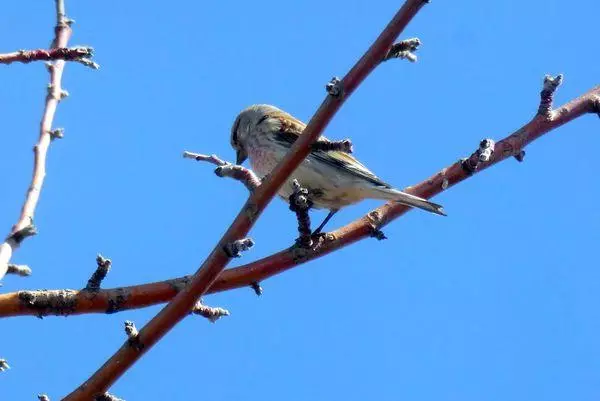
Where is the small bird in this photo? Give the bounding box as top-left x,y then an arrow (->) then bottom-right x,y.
230,104 -> 445,233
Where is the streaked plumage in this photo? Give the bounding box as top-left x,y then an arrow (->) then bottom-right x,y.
230,104 -> 445,227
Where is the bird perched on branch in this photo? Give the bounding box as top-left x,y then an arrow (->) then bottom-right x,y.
230,104 -> 446,233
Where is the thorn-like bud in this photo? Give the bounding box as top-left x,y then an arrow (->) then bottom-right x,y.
49,128 -> 64,140
191,301 -> 230,323
7,224 -> 38,245
478,139 -> 495,162
384,38 -> 422,62
38,395 -> 50,401
86,254 -> 112,290
45,62 -> 54,72
325,77 -> 343,97
223,238 -> 255,257
60,89 -> 69,99
250,281 -> 263,296
514,150 -> 526,162
124,320 -> 138,340
0,359 -> 9,371
7,264 -> 32,277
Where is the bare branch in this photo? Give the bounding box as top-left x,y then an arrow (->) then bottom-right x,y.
183,151 -> 262,191
62,2 -> 431,398
1,79 -> 597,321
0,47 -> 98,69
0,0 -> 73,280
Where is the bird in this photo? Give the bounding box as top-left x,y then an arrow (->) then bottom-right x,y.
230,104 -> 446,234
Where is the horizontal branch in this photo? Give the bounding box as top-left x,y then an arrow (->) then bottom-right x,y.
1,80 -> 598,319
0,46 -> 99,68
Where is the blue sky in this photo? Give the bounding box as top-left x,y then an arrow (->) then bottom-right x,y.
1,1 -> 599,400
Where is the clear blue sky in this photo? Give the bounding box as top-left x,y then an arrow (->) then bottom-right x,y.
2,1 -> 599,400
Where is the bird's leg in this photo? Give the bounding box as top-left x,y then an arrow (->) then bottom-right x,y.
312,209 -> 338,236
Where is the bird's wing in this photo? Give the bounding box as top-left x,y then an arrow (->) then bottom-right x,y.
266,110 -> 391,188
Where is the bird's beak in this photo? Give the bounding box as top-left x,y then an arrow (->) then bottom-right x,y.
236,149 -> 248,165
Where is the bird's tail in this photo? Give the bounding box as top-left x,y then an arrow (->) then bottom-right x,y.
370,187 -> 446,216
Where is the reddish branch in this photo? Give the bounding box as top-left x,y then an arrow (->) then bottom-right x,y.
60,1 -> 430,399
1,79 -> 598,320
0,47 -> 98,69
0,0 -> 74,281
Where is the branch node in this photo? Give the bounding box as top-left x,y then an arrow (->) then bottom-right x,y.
441,178 -> 449,190
325,76 -> 344,97
86,254 -> 112,290
367,210 -> 387,240
223,238 -> 255,258
250,281 -> 263,296
7,224 -> 37,245
514,150 -> 526,162
49,128 -> 65,140
124,320 -> 143,350
460,138 -> 496,174
191,301 -> 230,323
538,74 -> 563,117
312,138 -> 354,153
0,359 -> 9,371
384,37 -> 421,62
7,264 -> 32,277
289,180 -> 313,248
478,139 -> 496,162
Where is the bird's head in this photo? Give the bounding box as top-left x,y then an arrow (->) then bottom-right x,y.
230,104 -> 283,164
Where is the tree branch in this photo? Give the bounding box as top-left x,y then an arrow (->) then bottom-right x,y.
1,78 -> 597,321
61,1 -> 430,399
182,151 -> 262,191
0,0 -> 73,281
0,47 -> 98,69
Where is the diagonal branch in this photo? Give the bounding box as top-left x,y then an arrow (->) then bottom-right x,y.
1,78 -> 598,320
61,1 -> 431,399
0,0 -> 74,281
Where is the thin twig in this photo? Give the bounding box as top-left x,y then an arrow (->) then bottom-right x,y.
1,81 -> 597,320
0,47 -> 98,69
62,2 -> 430,399
183,151 -> 262,191
0,0 -> 73,280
